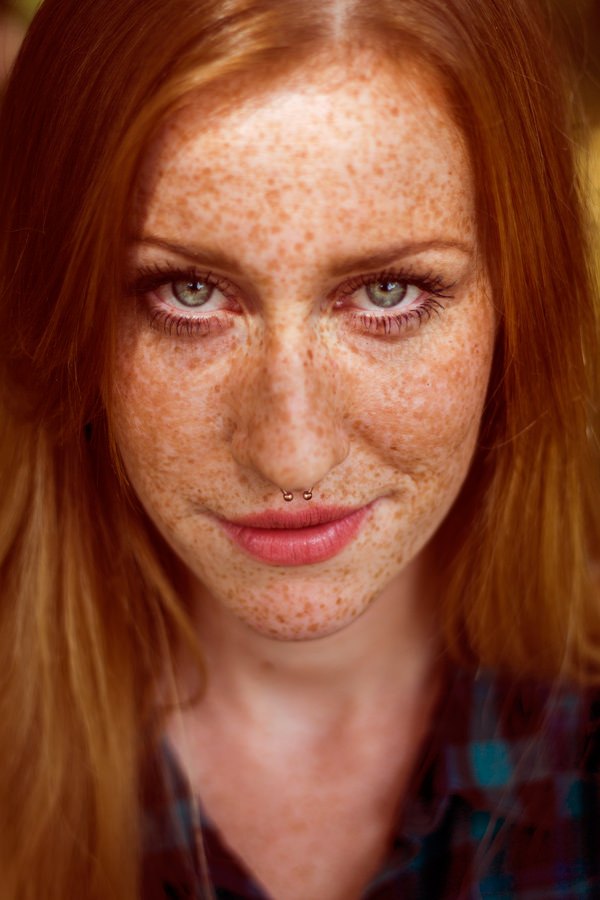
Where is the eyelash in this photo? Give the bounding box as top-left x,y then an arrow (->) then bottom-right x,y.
131,265 -> 235,337
129,264 -> 455,338
335,269 -> 453,336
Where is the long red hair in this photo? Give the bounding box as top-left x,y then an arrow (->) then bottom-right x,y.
0,0 -> 598,896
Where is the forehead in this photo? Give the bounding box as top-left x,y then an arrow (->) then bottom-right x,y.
136,52 -> 475,270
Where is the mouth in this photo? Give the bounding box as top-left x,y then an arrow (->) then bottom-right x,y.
217,503 -> 374,566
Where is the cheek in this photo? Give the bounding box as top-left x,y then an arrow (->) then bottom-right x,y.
349,338 -> 490,457
110,318 -> 234,515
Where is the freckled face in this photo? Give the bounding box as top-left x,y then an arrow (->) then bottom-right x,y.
112,54 -> 495,641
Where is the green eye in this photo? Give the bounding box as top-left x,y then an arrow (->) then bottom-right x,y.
173,279 -> 214,307
366,280 -> 408,308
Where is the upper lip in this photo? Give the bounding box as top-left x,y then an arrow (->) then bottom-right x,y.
224,505 -> 366,530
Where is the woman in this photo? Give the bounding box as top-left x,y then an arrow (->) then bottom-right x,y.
0,0 -> 599,897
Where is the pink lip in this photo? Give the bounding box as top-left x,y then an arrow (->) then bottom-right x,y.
218,503 -> 373,566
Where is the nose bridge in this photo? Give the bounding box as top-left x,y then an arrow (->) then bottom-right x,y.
232,324 -> 348,492
268,329 -> 319,423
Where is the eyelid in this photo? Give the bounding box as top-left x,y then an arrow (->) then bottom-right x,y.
332,267 -> 455,339
130,264 -> 237,300
332,267 -> 456,304
128,256 -> 272,314
129,264 -> 241,339
148,309 -> 230,337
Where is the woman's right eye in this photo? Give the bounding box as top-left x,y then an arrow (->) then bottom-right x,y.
150,275 -> 233,312
130,266 -> 236,309
167,278 -> 216,308
129,266 -> 241,337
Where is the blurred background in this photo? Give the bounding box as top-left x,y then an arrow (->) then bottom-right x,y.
554,0 -> 600,250
1,0 -> 600,241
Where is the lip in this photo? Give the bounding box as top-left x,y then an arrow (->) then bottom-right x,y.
218,503 -> 373,566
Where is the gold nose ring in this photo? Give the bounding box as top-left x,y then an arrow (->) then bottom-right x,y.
281,489 -> 313,502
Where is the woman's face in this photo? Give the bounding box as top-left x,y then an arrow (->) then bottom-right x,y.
113,52 -> 495,640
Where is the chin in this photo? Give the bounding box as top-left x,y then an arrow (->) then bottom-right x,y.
236,606 -> 368,642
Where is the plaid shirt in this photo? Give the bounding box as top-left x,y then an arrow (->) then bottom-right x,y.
141,665 -> 600,899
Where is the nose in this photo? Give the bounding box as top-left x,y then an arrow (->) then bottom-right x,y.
230,328 -> 349,494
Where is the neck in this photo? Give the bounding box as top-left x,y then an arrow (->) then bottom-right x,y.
173,551 -> 441,734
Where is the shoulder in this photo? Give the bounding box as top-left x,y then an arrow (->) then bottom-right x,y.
465,668 -> 600,770
140,738 -> 203,900
436,667 -> 600,896
442,666 -> 600,795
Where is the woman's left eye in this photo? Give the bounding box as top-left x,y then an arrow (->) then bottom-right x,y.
335,270 -> 453,336
347,276 -> 430,312
364,279 -> 412,308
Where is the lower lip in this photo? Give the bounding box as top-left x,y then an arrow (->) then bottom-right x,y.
220,505 -> 372,566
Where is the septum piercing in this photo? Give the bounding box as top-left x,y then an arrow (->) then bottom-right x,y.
282,489 -> 313,502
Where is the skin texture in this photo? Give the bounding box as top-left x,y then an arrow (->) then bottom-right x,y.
112,50 -> 496,899
114,54 -> 494,643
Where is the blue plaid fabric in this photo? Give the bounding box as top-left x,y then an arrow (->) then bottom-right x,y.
141,665 -> 600,898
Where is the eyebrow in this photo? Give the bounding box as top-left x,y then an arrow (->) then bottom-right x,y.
328,240 -> 473,276
134,235 -> 473,277
134,235 -> 246,276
